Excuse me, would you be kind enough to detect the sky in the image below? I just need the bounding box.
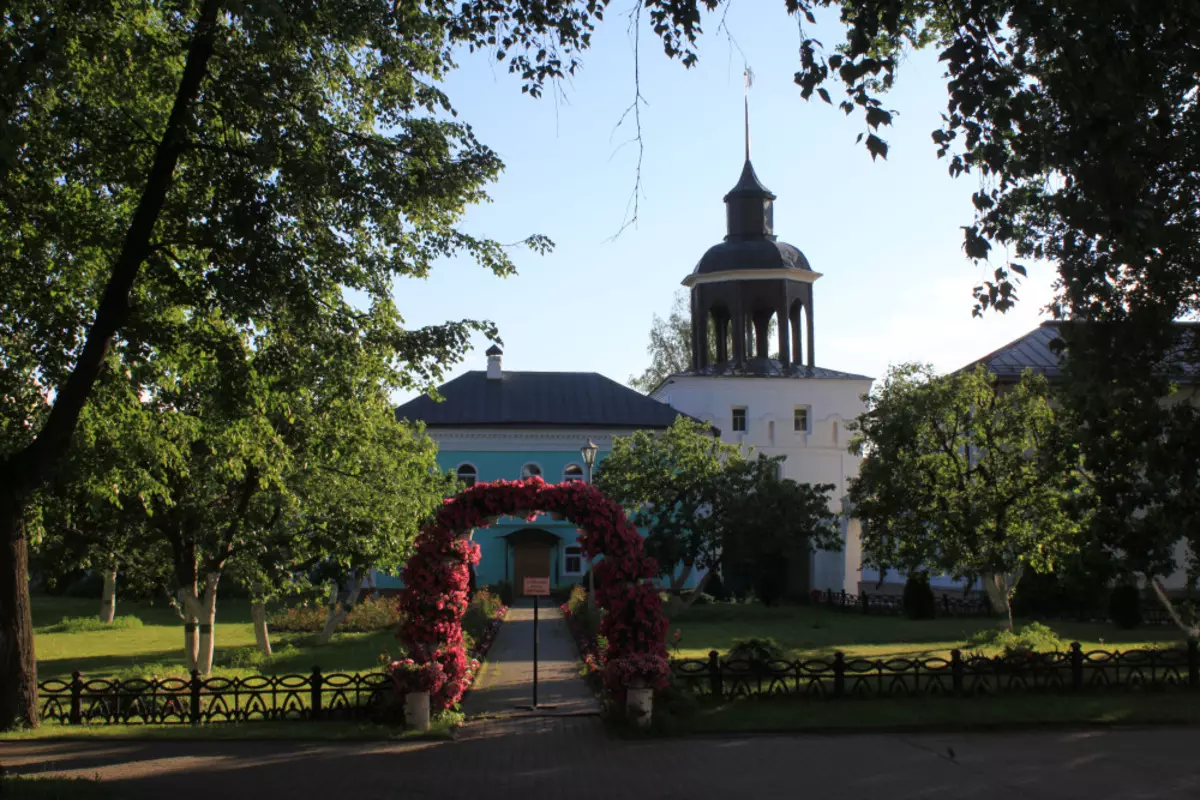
[391,3,1056,402]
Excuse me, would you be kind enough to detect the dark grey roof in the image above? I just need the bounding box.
[962,321,1200,383]
[668,358,870,381]
[724,159,776,200]
[485,344,503,356]
[693,238,811,275]
[395,370,701,429]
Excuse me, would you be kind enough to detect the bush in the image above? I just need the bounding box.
[902,572,937,620]
[564,584,602,637]
[705,571,728,601]
[1109,584,1143,629]
[216,642,301,671]
[463,589,505,641]
[488,581,514,608]
[40,615,144,634]
[726,637,786,665]
[967,622,1066,658]
[550,583,575,605]
[268,604,327,633]
[268,595,403,634]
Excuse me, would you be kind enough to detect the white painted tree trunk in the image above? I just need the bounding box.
[666,569,713,615]
[1149,576,1200,639]
[981,572,1015,629]
[179,575,220,674]
[318,581,362,645]
[251,599,272,656]
[99,562,117,624]
[177,588,200,673]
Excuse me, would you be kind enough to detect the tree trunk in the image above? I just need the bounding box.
[318,581,362,645]
[178,588,200,673]
[1149,576,1200,639]
[100,561,118,624]
[0,498,38,730]
[981,572,1013,628]
[251,598,272,657]
[195,574,219,675]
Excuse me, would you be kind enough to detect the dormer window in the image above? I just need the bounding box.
[521,463,542,480]
[456,463,477,488]
[732,407,747,433]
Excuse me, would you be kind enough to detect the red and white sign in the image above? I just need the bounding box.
[523,577,551,597]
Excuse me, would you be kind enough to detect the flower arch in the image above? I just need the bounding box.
[396,477,669,709]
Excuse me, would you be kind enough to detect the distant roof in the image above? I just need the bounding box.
[961,320,1200,383]
[395,370,705,429]
[667,358,871,381]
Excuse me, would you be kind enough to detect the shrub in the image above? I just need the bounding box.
[463,589,505,641]
[902,572,937,620]
[270,595,403,634]
[550,583,575,605]
[41,615,144,634]
[726,637,786,665]
[1109,584,1143,629]
[216,642,301,671]
[269,604,327,633]
[967,622,1066,658]
[564,584,602,637]
[705,571,727,601]
[488,581,514,608]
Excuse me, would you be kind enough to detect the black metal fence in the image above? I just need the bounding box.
[39,669,391,726]
[672,641,1200,700]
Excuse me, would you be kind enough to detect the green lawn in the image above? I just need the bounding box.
[677,692,1200,735]
[32,595,398,681]
[1,776,112,799]
[667,602,1185,661]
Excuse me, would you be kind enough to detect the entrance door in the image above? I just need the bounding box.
[512,541,552,597]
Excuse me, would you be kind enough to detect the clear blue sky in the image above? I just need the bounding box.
[392,4,1054,401]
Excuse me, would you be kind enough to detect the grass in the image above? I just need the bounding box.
[667,602,1186,661]
[0,718,458,743]
[32,595,399,681]
[676,692,1200,735]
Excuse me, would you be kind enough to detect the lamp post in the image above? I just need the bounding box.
[580,439,599,609]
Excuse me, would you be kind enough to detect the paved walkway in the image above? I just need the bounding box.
[462,600,599,717]
[5,721,1200,798]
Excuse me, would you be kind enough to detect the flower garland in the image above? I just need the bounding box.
[395,477,669,709]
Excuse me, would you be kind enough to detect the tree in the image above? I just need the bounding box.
[713,455,840,605]
[595,417,739,611]
[848,364,1082,628]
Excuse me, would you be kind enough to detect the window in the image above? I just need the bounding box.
[456,463,477,488]
[520,462,542,480]
[564,546,583,575]
[563,463,584,483]
[731,407,747,432]
[794,406,810,433]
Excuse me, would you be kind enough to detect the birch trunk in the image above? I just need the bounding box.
[177,587,200,673]
[195,574,219,675]
[1149,576,1200,639]
[981,572,1015,629]
[251,598,272,656]
[100,561,118,624]
[667,569,714,615]
[318,582,362,645]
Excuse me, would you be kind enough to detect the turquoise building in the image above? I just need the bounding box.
[389,346,699,595]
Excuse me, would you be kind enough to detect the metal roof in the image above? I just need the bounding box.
[693,238,811,275]
[395,370,702,429]
[962,321,1200,383]
[668,358,871,381]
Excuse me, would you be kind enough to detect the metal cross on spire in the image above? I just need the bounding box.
[743,66,754,162]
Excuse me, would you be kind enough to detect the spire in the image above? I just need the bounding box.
[724,72,776,240]
[744,67,753,162]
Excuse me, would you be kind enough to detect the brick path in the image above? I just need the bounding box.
[5,721,1200,798]
[462,600,599,717]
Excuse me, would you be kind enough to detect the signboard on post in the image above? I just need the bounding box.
[523,577,550,597]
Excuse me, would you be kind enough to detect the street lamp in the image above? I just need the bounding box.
[580,440,599,608]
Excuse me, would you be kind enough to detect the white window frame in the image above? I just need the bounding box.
[563,463,584,483]
[563,545,584,576]
[520,462,543,480]
[731,406,747,433]
[456,462,478,487]
[794,405,811,434]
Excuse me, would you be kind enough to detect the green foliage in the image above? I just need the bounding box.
[849,364,1082,624]
[462,589,504,641]
[901,573,936,621]
[1109,586,1144,631]
[270,596,403,634]
[726,637,786,665]
[967,622,1066,658]
[216,642,301,671]
[488,581,514,608]
[40,615,143,634]
[565,584,602,638]
[550,584,575,605]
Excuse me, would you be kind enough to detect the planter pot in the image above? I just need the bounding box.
[405,690,431,732]
[626,687,653,729]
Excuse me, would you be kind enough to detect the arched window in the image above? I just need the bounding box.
[456,463,477,488]
[563,463,584,483]
[520,463,542,480]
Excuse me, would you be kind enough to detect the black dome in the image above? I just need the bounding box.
[693,238,811,275]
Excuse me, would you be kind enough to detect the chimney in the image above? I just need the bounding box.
[486,344,503,380]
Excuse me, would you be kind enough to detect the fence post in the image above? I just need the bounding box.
[69,670,83,725]
[311,666,323,719]
[1070,642,1083,692]
[941,594,950,616]
[833,651,846,698]
[708,650,722,700]
[1189,639,1199,689]
[950,649,964,697]
[826,588,835,609]
[861,592,869,615]
[189,669,201,724]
